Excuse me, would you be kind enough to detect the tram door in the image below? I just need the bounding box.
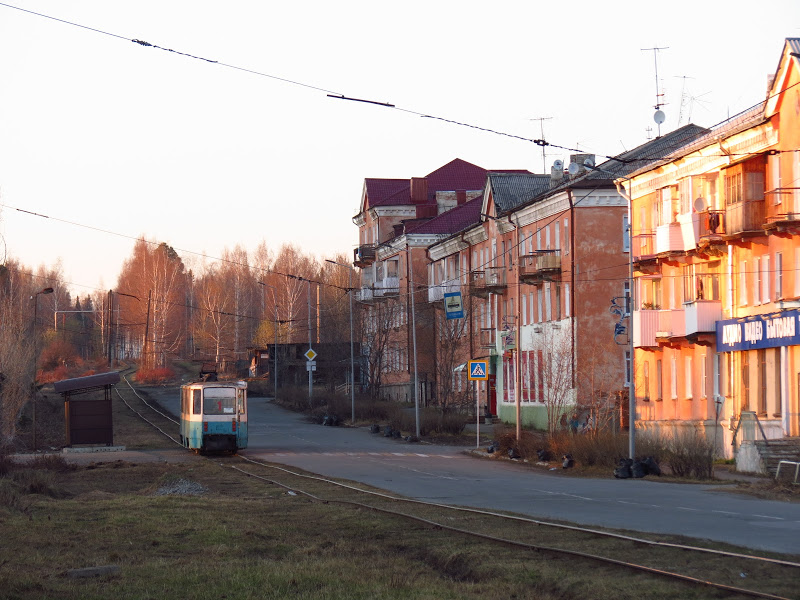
[236,387,248,448]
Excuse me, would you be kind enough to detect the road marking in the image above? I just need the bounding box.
[754,515,784,520]
[712,510,740,515]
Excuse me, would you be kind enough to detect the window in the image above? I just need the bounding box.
[564,219,570,254]
[685,356,693,399]
[555,284,561,320]
[537,288,543,322]
[656,360,663,401]
[742,352,750,411]
[776,252,783,299]
[679,177,692,214]
[670,355,678,400]
[770,153,782,204]
[762,255,770,303]
[739,261,748,306]
[203,387,236,415]
[643,361,650,401]
[624,351,631,388]
[701,354,707,399]
[758,349,767,415]
[623,214,630,252]
[565,284,571,317]
[754,257,761,305]
[555,221,561,250]
[545,225,551,249]
[521,297,527,325]
[544,283,552,321]
[193,389,201,415]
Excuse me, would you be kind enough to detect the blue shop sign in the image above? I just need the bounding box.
[716,309,800,352]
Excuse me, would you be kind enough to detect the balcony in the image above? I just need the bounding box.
[764,211,800,237]
[519,250,561,284]
[632,232,656,261]
[633,309,659,348]
[378,276,400,297]
[684,300,721,337]
[655,223,683,254]
[655,309,686,340]
[725,200,765,237]
[678,212,700,251]
[470,267,506,298]
[353,244,376,267]
[355,287,375,303]
[479,328,496,349]
[428,278,460,303]
[698,210,726,248]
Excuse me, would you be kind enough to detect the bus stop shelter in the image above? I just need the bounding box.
[54,372,120,446]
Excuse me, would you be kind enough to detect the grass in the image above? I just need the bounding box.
[3,455,799,600]
[4,381,799,598]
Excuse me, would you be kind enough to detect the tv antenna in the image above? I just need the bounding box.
[529,116,553,173]
[642,46,668,136]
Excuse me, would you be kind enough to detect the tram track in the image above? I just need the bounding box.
[115,375,800,599]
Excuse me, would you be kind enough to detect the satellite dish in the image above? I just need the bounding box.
[583,157,594,168]
[553,159,564,170]
[693,196,707,212]
[654,110,666,125]
[567,162,580,176]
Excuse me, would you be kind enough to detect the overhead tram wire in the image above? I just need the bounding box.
[7,1,795,164]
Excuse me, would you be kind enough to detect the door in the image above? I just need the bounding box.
[488,374,497,416]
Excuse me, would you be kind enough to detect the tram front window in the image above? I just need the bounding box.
[203,387,237,415]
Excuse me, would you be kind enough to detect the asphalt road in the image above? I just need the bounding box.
[151,390,800,555]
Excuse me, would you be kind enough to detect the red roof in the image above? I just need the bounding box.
[364,158,488,208]
[407,196,483,235]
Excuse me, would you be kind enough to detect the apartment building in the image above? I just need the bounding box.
[626,39,800,462]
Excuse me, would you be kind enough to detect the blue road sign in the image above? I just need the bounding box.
[444,291,464,320]
[468,360,489,381]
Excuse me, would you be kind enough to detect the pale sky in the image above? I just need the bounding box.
[1,0,798,296]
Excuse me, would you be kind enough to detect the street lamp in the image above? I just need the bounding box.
[257,281,279,401]
[32,286,53,451]
[326,259,356,424]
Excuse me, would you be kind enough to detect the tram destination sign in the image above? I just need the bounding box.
[716,309,800,352]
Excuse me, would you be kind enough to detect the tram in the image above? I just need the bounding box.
[179,380,248,453]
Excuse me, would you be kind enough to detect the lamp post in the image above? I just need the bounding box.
[257,281,279,401]
[32,286,54,451]
[325,260,356,424]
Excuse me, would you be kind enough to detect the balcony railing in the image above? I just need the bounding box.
[428,278,460,303]
[632,232,655,261]
[379,276,400,296]
[353,244,376,267]
[655,222,683,254]
[470,267,507,298]
[725,200,765,236]
[633,309,659,348]
[519,250,561,283]
[479,328,496,349]
[683,300,721,337]
[698,210,726,240]
[655,309,686,339]
[355,287,375,302]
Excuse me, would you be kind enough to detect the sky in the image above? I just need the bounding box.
[1,0,799,297]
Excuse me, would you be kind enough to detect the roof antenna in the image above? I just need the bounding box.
[529,116,553,174]
[642,46,668,136]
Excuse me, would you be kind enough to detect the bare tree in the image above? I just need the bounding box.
[531,325,575,434]
[0,261,35,443]
[362,297,403,398]
[432,303,473,413]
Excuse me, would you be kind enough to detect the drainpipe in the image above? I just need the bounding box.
[567,189,576,391]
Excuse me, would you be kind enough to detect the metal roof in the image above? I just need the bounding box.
[488,173,552,213]
[54,371,121,395]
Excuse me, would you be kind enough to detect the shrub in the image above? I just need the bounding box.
[664,429,714,479]
[28,454,74,473]
[135,367,176,384]
[11,469,62,497]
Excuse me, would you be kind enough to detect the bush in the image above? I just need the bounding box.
[549,431,629,468]
[663,429,714,479]
[135,367,176,384]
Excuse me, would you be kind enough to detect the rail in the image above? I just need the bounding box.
[775,460,800,484]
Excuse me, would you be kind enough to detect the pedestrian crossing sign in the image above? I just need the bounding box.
[468,360,489,380]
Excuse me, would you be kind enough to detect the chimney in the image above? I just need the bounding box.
[456,190,467,205]
[410,177,428,204]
